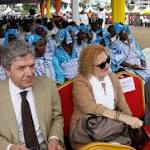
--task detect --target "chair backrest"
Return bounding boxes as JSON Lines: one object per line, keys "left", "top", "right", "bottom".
{"left": 79, "top": 142, "right": 135, "bottom": 150}
{"left": 117, "top": 71, "right": 145, "bottom": 118}
{"left": 58, "top": 80, "right": 73, "bottom": 137}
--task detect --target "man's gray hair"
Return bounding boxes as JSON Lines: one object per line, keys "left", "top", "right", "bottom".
{"left": 1, "top": 40, "right": 35, "bottom": 69}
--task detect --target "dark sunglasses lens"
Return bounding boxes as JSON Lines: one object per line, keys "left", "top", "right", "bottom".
{"left": 99, "top": 62, "right": 106, "bottom": 69}
{"left": 98, "top": 56, "right": 110, "bottom": 69}
{"left": 106, "top": 56, "right": 110, "bottom": 64}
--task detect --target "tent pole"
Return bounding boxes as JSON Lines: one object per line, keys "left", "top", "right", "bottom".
{"left": 112, "top": 0, "right": 125, "bottom": 24}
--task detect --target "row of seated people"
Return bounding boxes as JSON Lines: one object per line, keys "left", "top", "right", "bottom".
{"left": 0, "top": 16, "right": 149, "bottom": 86}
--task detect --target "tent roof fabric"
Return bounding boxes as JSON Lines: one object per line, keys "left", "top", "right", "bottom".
{"left": 0, "top": 0, "right": 35, "bottom": 4}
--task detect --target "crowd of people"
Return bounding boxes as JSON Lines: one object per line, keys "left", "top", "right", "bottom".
{"left": 0, "top": 13, "right": 150, "bottom": 150}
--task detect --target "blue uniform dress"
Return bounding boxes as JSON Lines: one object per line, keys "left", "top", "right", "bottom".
{"left": 110, "top": 38, "right": 150, "bottom": 82}
{"left": 44, "top": 47, "right": 65, "bottom": 84}
{"left": 35, "top": 56, "right": 56, "bottom": 81}
{"left": 54, "top": 45, "right": 79, "bottom": 80}
{"left": 0, "top": 66, "right": 7, "bottom": 80}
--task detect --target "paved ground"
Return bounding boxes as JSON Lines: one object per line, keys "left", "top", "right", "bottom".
{"left": 130, "top": 26, "right": 150, "bottom": 70}
{"left": 130, "top": 26, "right": 150, "bottom": 49}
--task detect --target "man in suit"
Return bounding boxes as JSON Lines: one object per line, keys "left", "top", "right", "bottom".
{"left": 0, "top": 40, "right": 64, "bottom": 150}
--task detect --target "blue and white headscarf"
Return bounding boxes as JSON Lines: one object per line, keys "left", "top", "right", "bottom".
{"left": 114, "top": 23, "right": 130, "bottom": 34}
{"left": 78, "top": 24, "right": 90, "bottom": 33}
{"left": 39, "top": 25, "right": 48, "bottom": 33}
{"left": 25, "top": 34, "right": 42, "bottom": 45}
{"left": 93, "top": 29, "right": 110, "bottom": 47}
{"left": 56, "top": 26, "right": 79, "bottom": 45}
{"left": 3, "top": 29, "right": 18, "bottom": 47}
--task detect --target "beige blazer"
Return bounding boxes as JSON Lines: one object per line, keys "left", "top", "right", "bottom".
{"left": 70, "top": 73, "right": 132, "bottom": 149}
{"left": 0, "top": 77, "right": 64, "bottom": 149}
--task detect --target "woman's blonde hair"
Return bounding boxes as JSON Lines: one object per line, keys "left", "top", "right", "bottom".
{"left": 79, "top": 44, "right": 109, "bottom": 76}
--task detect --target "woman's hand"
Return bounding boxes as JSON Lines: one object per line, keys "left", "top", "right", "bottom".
{"left": 127, "top": 116, "right": 143, "bottom": 129}
{"left": 119, "top": 113, "right": 143, "bottom": 129}
{"left": 48, "top": 139, "right": 64, "bottom": 150}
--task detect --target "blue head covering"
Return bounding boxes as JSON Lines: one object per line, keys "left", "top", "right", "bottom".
{"left": 25, "top": 34, "right": 42, "bottom": 45}
{"left": 56, "top": 26, "right": 79, "bottom": 45}
{"left": 94, "top": 29, "right": 110, "bottom": 47}
{"left": 67, "top": 26, "right": 79, "bottom": 35}
{"left": 3, "top": 29, "right": 18, "bottom": 47}
{"left": 114, "top": 23, "right": 130, "bottom": 34}
{"left": 78, "top": 24, "right": 90, "bottom": 33}
{"left": 39, "top": 25, "right": 49, "bottom": 33}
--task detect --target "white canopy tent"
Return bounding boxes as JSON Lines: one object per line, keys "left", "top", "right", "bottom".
{"left": 131, "top": 5, "right": 141, "bottom": 13}
{"left": 79, "top": 6, "right": 83, "bottom": 12}
{"left": 1, "top": 6, "right": 15, "bottom": 15}
{"left": 141, "top": 7, "right": 150, "bottom": 15}
{"left": 62, "top": 0, "right": 71, "bottom": 4}
{"left": 51, "top": 5, "right": 56, "bottom": 14}
{"left": 85, "top": 4, "right": 96, "bottom": 13}
{"left": 107, "top": 8, "right": 112, "bottom": 13}
{"left": 62, "top": 3, "right": 72, "bottom": 14}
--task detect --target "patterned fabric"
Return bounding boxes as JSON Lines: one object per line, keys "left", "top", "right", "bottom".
{"left": 45, "top": 38, "right": 57, "bottom": 54}
{"left": 55, "top": 45, "right": 79, "bottom": 64}
{"left": 25, "top": 34, "right": 42, "bottom": 44}
{"left": 0, "top": 66, "right": 7, "bottom": 80}
{"left": 52, "top": 56, "right": 65, "bottom": 84}
{"left": 39, "top": 25, "right": 48, "bottom": 33}
{"left": 110, "top": 39, "right": 150, "bottom": 81}
{"left": 114, "top": 23, "right": 130, "bottom": 34}
{"left": 54, "top": 45, "right": 79, "bottom": 79}
{"left": 56, "top": 26, "right": 79, "bottom": 45}
{"left": 56, "top": 29, "right": 72, "bottom": 45}
{"left": 78, "top": 24, "right": 90, "bottom": 33}
{"left": 110, "top": 40, "right": 125, "bottom": 72}
{"left": 44, "top": 46, "right": 65, "bottom": 84}
{"left": 93, "top": 29, "right": 110, "bottom": 47}
{"left": 3, "top": 29, "right": 18, "bottom": 47}
{"left": 61, "top": 58, "right": 79, "bottom": 79}
{"left": 130, "top": 35, "right": 145, "bottom": 61}
{"left": 35, "top": 56, "right": 56, "bottom": 81}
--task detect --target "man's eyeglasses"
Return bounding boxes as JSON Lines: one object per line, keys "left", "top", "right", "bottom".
{"left": 95, "top": 56, "right": 110, "bottom": 69}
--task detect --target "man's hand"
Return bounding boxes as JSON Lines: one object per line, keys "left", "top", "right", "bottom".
{"left": 10, "top": 144, "right": 29, "bottom": 150}
{"left": 48, "top": 139, "right": 64, "bottom": 150}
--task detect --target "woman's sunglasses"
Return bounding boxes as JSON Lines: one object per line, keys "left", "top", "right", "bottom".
{"left": 96, "top": 56, "right": 110, "bottom": 69}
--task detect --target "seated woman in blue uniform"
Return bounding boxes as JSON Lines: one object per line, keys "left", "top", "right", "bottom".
{"left": 25, "top": 33, "right": 64, "bottom": 84}
{"left": 109, "top": 23, "right": 150, "bottom": 82}
{"left": 54, "top": 26, "right": 79, "bottom": 80}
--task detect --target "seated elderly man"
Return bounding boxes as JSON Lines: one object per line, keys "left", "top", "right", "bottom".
{"left": 0, "top": 40, "right": 64, "bottom": 150}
